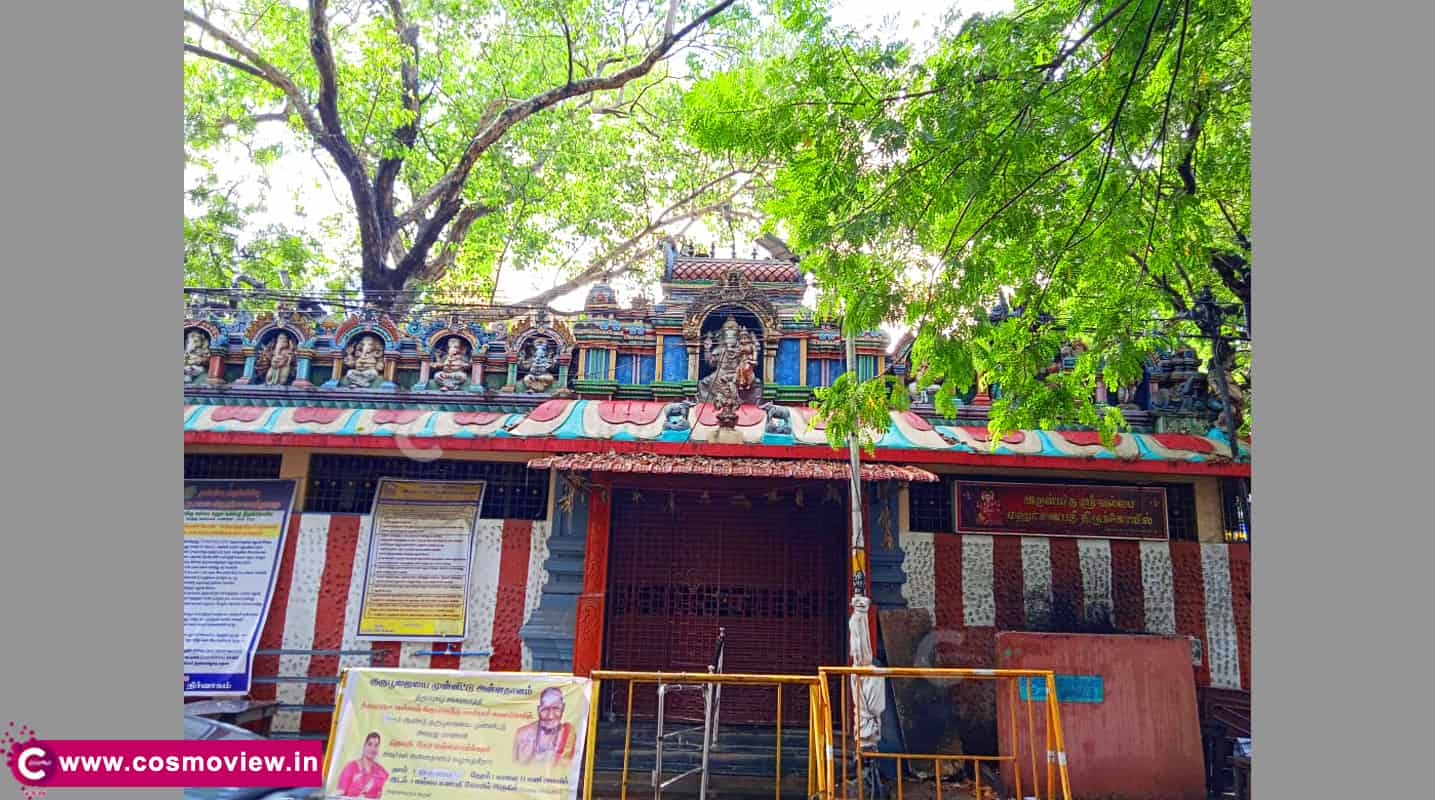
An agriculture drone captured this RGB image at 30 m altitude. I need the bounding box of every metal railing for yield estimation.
[817,666,1074,800]
[582,669,828,800]
[251,647,389,738]
[652,628,727,798]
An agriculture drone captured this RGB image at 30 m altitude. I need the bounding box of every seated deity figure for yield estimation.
[430,337,472,391]
[256,331,296,386]
[183,330,210,384]
[343,333,385,388]
[520,337,557,393]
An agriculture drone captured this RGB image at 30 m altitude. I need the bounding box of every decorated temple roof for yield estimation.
[182,398,1250,475]
[527,453,939,482]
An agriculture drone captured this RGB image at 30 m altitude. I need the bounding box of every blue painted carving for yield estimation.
[662,401,693,431]
[764,405,793,435]
[614,353,633,384]
[807,360,823,388]
[868,484,907,610]
[661,335,688,381]
[519,476,589,673]
[639,355,656,385]
[830,359,847,383]
[775,339,801,385]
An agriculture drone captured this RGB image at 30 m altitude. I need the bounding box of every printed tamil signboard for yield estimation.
[955,480,1169,540]
[355,479,486,641]
[183,479,297,696]
[323,668,591,800]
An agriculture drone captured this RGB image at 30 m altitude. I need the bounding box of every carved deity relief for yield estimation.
[342,333,385,388]
[183,330,211,384]
[430,337,472,392]
[255,331,297,386]
[520,335,558,393]
[697,316,763,427]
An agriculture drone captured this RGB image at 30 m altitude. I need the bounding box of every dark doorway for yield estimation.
[602,477,847,725]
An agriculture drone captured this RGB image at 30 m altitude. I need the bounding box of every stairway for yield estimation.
[590,721,820,798]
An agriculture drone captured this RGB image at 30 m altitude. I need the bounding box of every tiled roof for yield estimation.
[670,258,802,283]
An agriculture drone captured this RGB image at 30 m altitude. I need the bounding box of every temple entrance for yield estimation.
[602,476,848,725]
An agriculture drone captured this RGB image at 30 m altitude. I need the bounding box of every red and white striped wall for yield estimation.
[899,532,1251,691]
[249,513,551,736]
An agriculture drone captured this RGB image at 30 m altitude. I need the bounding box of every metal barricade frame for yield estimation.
[817,666,1074,800]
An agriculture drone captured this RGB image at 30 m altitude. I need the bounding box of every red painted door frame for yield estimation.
[571,474,612,677]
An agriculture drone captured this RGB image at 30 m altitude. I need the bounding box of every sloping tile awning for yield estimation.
[527,451,939,482]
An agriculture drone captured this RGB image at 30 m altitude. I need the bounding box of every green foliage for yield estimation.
[184,174,342,293]
[184,0,772,300]
[812,371,905,453]
[685,0,1251,443]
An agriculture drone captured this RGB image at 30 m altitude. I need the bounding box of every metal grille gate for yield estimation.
[602,481,847,725]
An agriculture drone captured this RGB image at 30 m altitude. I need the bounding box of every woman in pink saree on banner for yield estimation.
[335,731,388,799]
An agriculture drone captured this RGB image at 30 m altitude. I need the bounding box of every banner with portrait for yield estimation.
[323,668,592,800]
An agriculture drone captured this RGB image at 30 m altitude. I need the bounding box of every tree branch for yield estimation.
[182,11,325,138]
[1216,198,1251,250]
[419,0,738,231]
[306,0,389,289]
[375,0,423,229]
[511,183,755,308]
[183,43,266,80]
[1131,252,1189,314]
[417,203,499,281]
[561,14,574,85]
[1143,0,1191,255]
[1035,0,1138,74]
[307,0,346,140]
[394,99,505,227]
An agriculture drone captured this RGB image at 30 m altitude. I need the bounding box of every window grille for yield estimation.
[1221,477,1252,543]
[303,454,549,519]
[907,479,954,532]
[184,453,283,480]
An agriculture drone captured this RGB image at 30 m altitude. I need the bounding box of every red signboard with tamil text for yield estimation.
[955,480,1169,540]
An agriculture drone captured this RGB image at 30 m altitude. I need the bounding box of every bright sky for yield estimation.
[191,0,1015,318]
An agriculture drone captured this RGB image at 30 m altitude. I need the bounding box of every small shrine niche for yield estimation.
[696,313,765,427]
[232,311,316,387]
[422,333,482,393]
[255,329,300,386]
[324,311,403,390]
[182,322,222,386]
[342,333,386,388]
[504,313,574,396]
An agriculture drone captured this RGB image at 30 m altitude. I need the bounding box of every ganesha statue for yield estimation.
[342,333,385,389]
[520,336,558,393]
[183,330,211,384]
[429,337,472,392]
[254,331,297,386]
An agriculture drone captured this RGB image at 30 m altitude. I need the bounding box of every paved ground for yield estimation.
[585,776,996,799]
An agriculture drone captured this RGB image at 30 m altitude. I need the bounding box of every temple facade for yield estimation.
[183,249,1250,778]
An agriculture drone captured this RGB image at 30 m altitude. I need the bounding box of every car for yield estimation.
[183,714,322,800]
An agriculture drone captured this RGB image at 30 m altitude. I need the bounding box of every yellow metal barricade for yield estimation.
[581,670,827,800]
[816,666,1074,800]
[576,667,1071,800]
